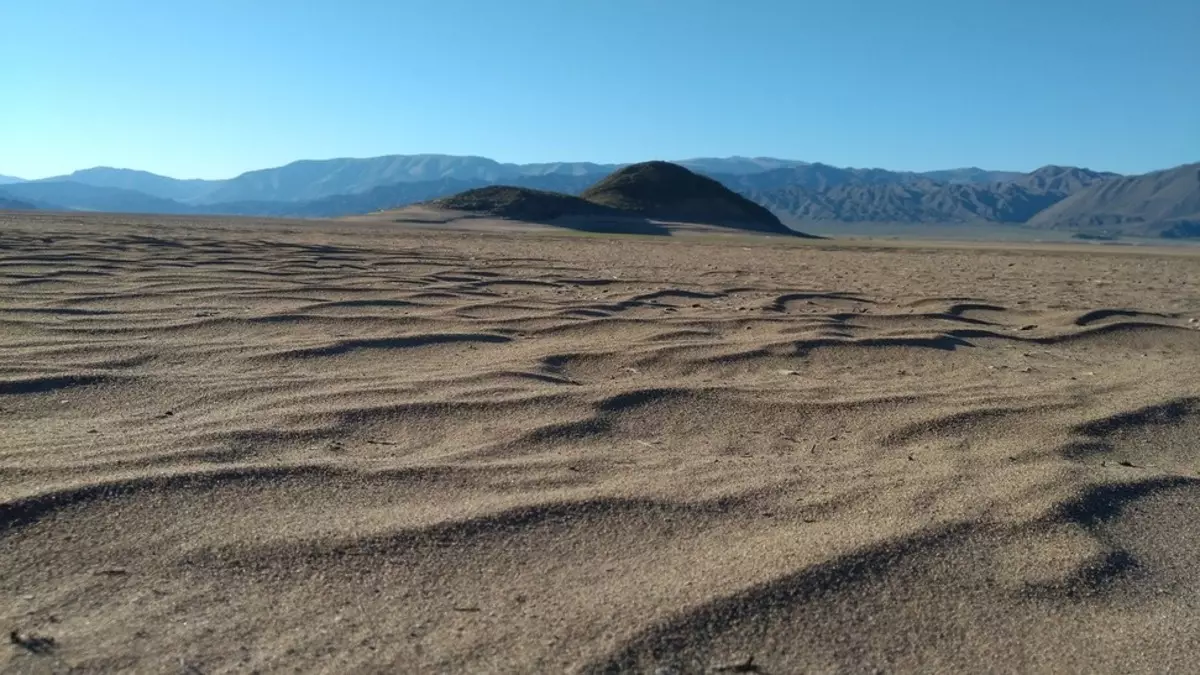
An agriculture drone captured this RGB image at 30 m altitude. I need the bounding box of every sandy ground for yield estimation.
[3,211,1200,674]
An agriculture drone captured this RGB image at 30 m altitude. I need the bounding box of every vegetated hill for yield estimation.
[1026,163,1200,238]
[0,174,26,185]
[0,181,194,214]
[429,186,616,221]
[580,161,795,234]
[38,167,219,202]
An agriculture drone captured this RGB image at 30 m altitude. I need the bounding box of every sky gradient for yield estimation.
[2,0,1198,180]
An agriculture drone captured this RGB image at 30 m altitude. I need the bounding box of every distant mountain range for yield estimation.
[1,155,1197,239]
[5,156,1028,205]
[0,174,26,185]
[0,180,195,214]
[741,166,1121,224]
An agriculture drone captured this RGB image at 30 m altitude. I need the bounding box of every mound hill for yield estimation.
[429,185,615,221]
[422,162,808,236]
[580,161,793,234]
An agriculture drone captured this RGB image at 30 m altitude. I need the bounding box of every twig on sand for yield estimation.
[1102,460,1141,469]
[712,654,760,673]
[94,568,129,576]
[9,630,56,654]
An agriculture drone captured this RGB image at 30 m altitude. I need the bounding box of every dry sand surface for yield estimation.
[3,212,1200,674]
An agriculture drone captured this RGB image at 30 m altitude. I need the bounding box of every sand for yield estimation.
[3,211,1200,674]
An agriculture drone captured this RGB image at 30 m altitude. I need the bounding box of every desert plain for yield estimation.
[3,211,1200,673]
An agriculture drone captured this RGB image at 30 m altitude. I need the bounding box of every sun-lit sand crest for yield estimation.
[3,211,1200,672]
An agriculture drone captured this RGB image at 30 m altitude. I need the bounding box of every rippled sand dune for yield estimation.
[3,212,1200,673]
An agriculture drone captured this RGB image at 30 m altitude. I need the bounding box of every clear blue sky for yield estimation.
[2,0,1197,180]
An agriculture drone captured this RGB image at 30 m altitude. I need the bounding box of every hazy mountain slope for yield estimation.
[0,186,59,210]
[750,180,1072,224]
[0,181,194,214]
[676,156,810,175]
[710,164,868,192]
[1027,163,1200,237]
[745,164,1119,225]
[430,186,616,221]
[709,163,934,192]
[918,167,1025,184]
[507,173,600,195]
[516,162,621,177]
[206,174,599,218]
[39,168,219,202]
[0,196,38,210]
[198,155,526,204]
[206,178,488,217]
[0,174,26,185]
[705,165,1033,191]
[1010,165,1119,194]
[203,156,628,204]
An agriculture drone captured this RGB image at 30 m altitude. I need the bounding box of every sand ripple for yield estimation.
[3,213,1200,673]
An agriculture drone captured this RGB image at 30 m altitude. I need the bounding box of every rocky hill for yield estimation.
[429,186,615,221]
[579,161,794,234]
[423,162,810,236]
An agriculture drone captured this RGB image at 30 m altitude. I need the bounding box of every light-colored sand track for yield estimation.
[3,212,1200,673]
